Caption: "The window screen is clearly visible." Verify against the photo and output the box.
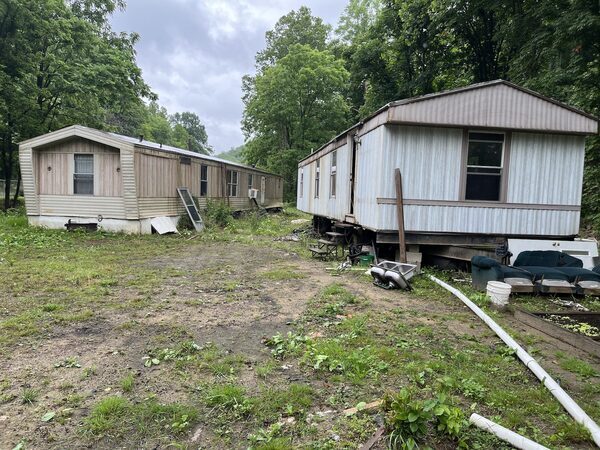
[465,132,504,201]
[74,154,93,195]
[200,165,208,197]
[227,170,238,197]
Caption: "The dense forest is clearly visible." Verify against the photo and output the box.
[1,0,598,231]
[0,0,210,210]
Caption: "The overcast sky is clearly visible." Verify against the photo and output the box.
[110,0,348,154]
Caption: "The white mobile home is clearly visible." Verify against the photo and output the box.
[297,80,598,253]
[19,126,283,233]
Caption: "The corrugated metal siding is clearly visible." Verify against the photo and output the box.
[297,143,350,221]
[354,127,385,229]
[389,84,597,134]
[38,195,126,218]
[380,126,462,200]
[355,125,463,230]
[378,204,579,236]
[508,133,585,205]
[19,147,38,215]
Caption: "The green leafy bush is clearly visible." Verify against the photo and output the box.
[384,388,466,449]
[204,200,232,228]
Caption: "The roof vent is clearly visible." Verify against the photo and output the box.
[138,135,144,142]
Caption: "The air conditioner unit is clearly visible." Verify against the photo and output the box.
[248,188,258,199]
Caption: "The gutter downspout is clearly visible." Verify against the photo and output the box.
[428,275,600,448]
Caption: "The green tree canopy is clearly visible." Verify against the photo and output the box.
[243,44,349,200]
[0,0,153,208]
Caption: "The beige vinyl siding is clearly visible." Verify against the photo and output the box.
[38,153,69,195]
[36,138,122,197]
[95,153,122,197]
[19,147,38,215]
[120,146,138,219]
[38,195,126,218]
[135,152,178,198]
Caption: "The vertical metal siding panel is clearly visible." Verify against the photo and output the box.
[354,126,385,230]
[508,133,585,205]
[382,126,462,200]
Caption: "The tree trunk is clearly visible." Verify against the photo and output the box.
[2,128,14,211]
[12,165,21,208]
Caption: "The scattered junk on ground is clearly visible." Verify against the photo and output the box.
[370,260,417,290]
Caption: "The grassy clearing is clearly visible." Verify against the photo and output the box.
[1,207,599,449]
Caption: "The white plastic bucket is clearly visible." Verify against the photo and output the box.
[487,281,512,307]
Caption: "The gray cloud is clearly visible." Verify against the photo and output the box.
[110,0,348,153]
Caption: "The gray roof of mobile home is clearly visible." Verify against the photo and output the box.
[299,80,598,166]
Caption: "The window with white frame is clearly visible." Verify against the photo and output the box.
[74,154,93,195]
[200,164,208,197]
[314,160,320,198]
[227,169,239,197]
[465,132,504,201]
[248,173,253,193]
[330,150,337,198]
[299,170,303,198]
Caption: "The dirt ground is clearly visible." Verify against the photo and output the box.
[1,234,599,449]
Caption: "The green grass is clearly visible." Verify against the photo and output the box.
[120,373,135,393]
[21,388,39,404]
[261,267,306,281]
[85,396,198,439]
[556,351,599,379]
[1,208,598,449]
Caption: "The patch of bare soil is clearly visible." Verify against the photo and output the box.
[0,242,338,448]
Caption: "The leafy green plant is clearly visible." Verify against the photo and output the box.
[54,357,81,368]
[384,389,466,449]
[266,331,311,358]
[204,200,233,228]
[204,384,253,417]
[248,422,283,447]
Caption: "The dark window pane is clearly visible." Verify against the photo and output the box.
[200,165,208,196]
[469,132,504,142]
[466,174,501,201]
[467,167,501,174]
[74,174,93,195]
[467,141,503,166]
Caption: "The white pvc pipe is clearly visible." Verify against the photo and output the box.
[469,413,549,450]
[428,275,600,448]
